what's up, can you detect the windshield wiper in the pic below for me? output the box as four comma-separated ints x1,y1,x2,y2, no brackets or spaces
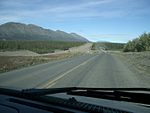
22,87,150,105
21,87,150,95
21,87,75,95
67,88,150,105
0,87,150,105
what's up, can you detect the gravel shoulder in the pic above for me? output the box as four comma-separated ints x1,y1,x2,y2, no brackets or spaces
42,43,92,56
0,50,40,56
112,51,150,76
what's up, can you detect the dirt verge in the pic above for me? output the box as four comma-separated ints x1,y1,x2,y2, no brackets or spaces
0,53,75,73
0,43,93,73
113,51,150,76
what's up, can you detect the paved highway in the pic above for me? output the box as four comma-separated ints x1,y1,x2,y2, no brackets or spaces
0,53,150,89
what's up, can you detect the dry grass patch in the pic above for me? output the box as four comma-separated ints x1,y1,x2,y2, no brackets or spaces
0,53,74,73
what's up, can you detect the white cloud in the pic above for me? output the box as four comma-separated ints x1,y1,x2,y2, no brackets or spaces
0,0,149,23
84,33,138,43
45,0,114,13
0,0,116,21
0,16,21,24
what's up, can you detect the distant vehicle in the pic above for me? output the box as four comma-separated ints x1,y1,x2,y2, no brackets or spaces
50,50,55,53
0,87,150,113
64,48,69,51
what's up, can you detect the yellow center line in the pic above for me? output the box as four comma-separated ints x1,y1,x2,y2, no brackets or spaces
39,55,98,88
46,82,56,88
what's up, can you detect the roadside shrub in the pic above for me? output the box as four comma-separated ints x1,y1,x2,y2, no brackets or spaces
123,32,150,52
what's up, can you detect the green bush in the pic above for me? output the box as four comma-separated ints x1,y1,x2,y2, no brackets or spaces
123,32,150,52
91,43,96,50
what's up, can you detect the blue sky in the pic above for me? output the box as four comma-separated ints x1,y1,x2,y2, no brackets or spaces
0,0,150,42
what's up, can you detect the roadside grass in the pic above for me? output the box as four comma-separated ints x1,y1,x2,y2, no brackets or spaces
0,41,88,73
0,53,75,73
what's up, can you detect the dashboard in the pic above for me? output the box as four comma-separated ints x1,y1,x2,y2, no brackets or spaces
0,93,150,113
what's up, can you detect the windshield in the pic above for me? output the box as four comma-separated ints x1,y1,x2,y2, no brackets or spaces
0,0,150,89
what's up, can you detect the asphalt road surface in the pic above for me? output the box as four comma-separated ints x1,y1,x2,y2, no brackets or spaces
0,53,150,89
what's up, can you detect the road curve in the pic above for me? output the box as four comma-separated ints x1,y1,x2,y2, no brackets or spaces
0,53,150,89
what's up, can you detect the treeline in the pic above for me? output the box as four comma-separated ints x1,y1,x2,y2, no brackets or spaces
91,42,125,51
91,43,96,50
0,41,85,54
102,42,125,50
123,32,150,52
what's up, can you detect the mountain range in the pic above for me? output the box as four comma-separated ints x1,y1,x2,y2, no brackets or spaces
0,22,89,42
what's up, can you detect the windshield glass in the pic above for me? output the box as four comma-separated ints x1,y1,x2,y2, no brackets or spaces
0,0,150,89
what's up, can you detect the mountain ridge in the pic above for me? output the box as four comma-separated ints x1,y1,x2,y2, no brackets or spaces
0,22,89,42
